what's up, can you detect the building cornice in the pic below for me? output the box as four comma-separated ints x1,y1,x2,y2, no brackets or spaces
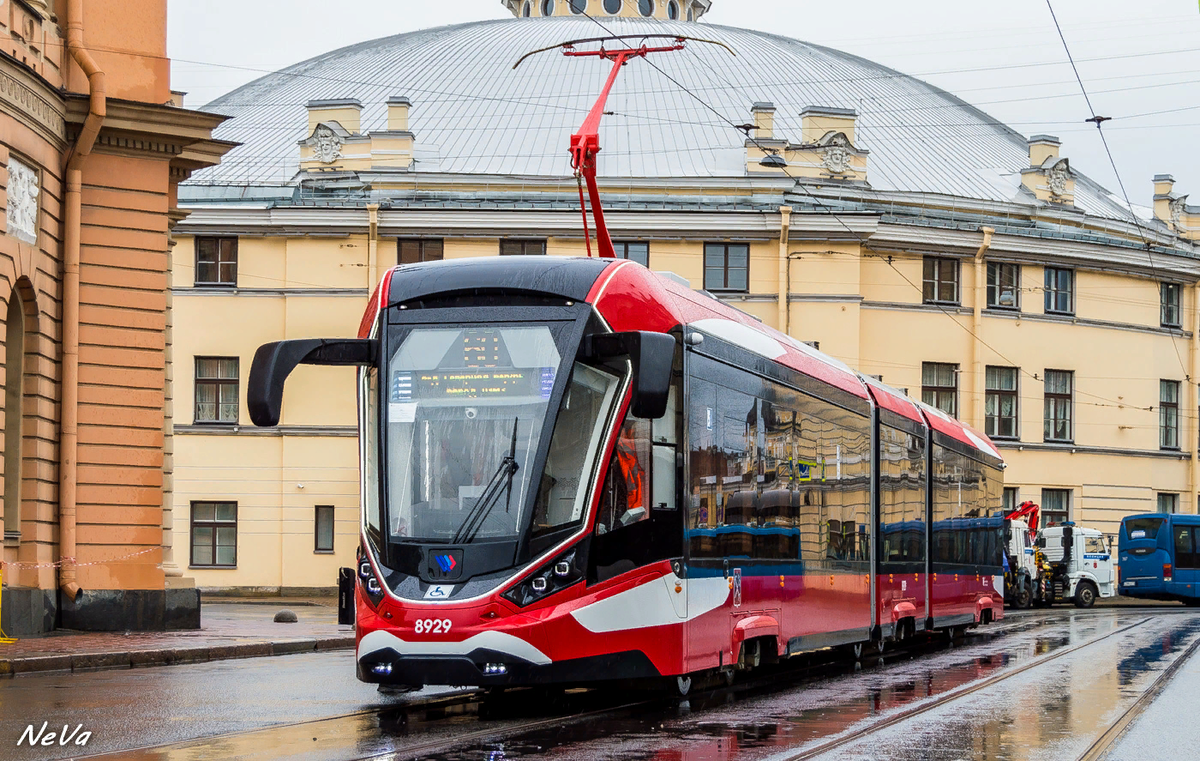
172,202,1200,282
0,57,67,147
172,287,369,298
64,95,237,170
994,440,1191,461
174,424,357,437
986,309,1193,340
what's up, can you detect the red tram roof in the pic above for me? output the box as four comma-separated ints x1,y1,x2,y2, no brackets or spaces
861,376,924,425
587,262,869,400
914,399,1003,461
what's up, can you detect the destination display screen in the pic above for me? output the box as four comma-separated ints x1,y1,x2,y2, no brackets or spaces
390,326,559,404
405,368,554,399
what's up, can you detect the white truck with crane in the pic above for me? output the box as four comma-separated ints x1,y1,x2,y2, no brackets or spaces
1002,501,1116,608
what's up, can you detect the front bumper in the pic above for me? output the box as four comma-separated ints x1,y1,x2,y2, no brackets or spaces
357,644,661,687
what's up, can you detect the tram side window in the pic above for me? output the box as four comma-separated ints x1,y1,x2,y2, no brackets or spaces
687,376,719,558
818,404,870,564
363,367,381,537
1174,526,1198,570
715,384,757,558
596,417,651,535
684,358,870,565
880,425,926,565
931,445,1001,568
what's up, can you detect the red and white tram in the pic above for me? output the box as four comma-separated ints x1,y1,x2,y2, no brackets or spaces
245,34,1005,694
247,256,1005,693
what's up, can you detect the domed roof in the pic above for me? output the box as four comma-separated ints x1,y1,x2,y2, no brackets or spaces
190,16,1131,219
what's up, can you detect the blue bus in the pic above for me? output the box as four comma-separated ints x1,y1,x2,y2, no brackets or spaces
1118,513,1200,604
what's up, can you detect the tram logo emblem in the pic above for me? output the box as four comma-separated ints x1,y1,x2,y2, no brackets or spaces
733,568,743,608
428,550,464,580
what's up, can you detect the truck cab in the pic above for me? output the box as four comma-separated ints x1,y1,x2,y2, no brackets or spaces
1004,518,1037,608
1036,523,1115,607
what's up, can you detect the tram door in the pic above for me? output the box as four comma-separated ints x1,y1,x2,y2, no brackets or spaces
654,386,687,620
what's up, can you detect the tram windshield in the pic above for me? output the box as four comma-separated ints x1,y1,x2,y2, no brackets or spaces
384,323,620,544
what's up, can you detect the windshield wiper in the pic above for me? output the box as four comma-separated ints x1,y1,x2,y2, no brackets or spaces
452,419,520,544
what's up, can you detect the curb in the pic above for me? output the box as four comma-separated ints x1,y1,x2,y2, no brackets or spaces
0,635,355,678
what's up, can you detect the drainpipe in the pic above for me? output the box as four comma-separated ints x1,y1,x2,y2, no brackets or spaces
971,227,995,431
777,206,792,335
366,204,379,291
1191,283,1200,513
59,0,107,601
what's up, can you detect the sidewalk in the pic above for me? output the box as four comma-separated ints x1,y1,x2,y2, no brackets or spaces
0,598,354,677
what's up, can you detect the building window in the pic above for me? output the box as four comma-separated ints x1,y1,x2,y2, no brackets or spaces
1044,267,1074,315
603,0,620,13
667,0,679,18
522,1,531,15
704,243,749,292
922,257,959,305
921,362,958,418
985,366,1018,439
638,0,654,15
500,239,546,256
1042,489,1070,526
190,502,237,567
1043,370,1073,443
541,0,554,15
1161,380,1181,450
614,241,649,267
569,0,586,12
1158,493,1179,514
195,236,238,286
315,505,335,553
1003,487,1019,514
1161,282,1181,328
398,239,443,265
986,262,1020,310
195,357,239,424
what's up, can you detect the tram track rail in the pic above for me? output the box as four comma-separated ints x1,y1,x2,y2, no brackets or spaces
1076,631,1200,761
777,616,1156,761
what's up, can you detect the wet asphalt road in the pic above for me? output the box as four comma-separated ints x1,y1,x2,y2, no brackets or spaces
5,608,1200,761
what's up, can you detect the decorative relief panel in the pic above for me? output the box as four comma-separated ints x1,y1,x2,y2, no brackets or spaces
312,125,343,164
1170,197,1186,227
1047,162,1070,198
6,158,40,244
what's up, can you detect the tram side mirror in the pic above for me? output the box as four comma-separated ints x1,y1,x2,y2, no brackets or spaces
583,331,675,419
248,338,378,427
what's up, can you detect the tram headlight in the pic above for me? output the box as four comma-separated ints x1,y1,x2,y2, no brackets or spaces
502,546,584,607
357,546,386,608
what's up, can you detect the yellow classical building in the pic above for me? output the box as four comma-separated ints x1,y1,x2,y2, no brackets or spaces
174,0,1200,592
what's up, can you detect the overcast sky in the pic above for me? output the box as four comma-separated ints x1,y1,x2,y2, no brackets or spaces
167,0,1200,205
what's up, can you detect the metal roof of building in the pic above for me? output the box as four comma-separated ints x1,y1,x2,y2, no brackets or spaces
186,16,1135,221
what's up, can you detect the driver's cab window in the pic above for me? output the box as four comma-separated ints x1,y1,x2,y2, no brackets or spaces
1085,536,1105,555
596,417,651,535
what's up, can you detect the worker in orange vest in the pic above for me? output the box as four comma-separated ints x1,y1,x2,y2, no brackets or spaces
614,422,646,524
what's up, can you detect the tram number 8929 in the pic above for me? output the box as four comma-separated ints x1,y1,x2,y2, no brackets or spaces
414,618,453,634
